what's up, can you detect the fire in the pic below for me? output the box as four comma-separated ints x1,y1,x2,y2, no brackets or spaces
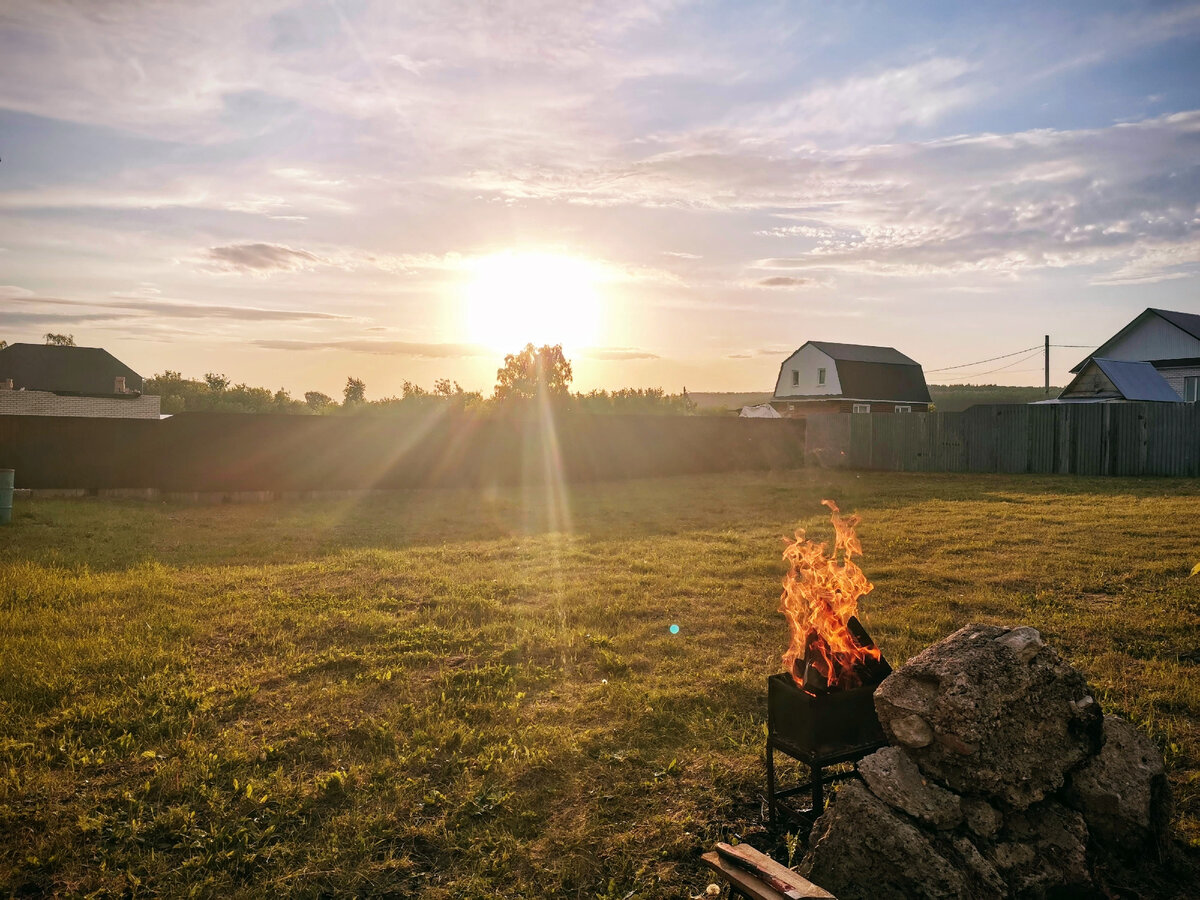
780,499,881,691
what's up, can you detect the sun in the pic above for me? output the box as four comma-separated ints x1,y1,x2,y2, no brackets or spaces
460,251,604,351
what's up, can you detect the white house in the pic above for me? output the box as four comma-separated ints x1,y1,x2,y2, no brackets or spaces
771,341,931,416
1070,308,1200,402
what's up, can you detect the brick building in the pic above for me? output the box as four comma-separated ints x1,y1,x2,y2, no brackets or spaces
0,344,160,418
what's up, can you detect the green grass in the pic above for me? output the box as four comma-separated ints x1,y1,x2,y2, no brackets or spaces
1,471,1199,897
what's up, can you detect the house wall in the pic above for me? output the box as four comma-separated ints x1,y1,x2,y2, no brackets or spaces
1156,365,1200,400
1101,316,1200,363
772,399,929,417
0,389,160,419
1061,362,1119,399
773,345,841,398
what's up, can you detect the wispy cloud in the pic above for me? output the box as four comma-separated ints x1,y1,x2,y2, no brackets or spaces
203,242,325,274
252,339,487,358
1,286,350,321
757,276,813,287
745,57,979,140
580,347,661,360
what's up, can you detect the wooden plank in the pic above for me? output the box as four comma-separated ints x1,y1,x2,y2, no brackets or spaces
701,852,788,900
701,845,836,899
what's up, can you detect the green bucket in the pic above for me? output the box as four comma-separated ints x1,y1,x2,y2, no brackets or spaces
0,469,13,525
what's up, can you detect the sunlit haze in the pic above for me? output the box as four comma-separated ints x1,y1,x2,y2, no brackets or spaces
2,1,1199,396
461,253,605,353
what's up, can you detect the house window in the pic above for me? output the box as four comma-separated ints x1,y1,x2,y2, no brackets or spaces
791,370,799,387
852,403,871,414
895,405,912,413
1186,376,1199,403
817,367,826,386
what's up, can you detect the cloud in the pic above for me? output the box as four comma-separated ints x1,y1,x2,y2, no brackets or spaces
252,339,487,358
746,57,979,139
203,242,325,273
580,347,661,360
757,276,812,287
727,346,795,359
2,288,349,322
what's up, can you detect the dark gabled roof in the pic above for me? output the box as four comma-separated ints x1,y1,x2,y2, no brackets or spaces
0,343,143,394
1092,359,1182,401
1155,308,1200,341
807,341,921,365
1061,358,1182,402
834,359,932,403
1071,308,1200,373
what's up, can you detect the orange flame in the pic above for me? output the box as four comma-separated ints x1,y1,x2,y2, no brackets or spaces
780,499,881,690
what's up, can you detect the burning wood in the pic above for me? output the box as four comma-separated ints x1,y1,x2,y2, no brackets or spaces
780,500,885,692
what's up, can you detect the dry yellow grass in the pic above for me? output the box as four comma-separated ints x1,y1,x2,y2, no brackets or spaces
1,470,1198,896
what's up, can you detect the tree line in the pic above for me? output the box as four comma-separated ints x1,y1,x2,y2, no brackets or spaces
146,344,697,416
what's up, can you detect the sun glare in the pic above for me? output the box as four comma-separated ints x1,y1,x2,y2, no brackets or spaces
461,251,604,351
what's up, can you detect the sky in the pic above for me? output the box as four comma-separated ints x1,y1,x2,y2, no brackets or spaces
2,0,1199,397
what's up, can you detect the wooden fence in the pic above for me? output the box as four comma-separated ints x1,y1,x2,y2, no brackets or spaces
0,411,807,491
805,403,1200,476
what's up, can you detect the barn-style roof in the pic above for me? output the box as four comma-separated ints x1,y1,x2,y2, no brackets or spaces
0,343,143,395
777,341,931,403
807,341,921,366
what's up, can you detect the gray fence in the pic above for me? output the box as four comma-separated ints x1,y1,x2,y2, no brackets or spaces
805,403,1200,476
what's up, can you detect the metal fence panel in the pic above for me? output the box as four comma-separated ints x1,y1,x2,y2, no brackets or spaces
1028,407,1057,473
806,402,1199,477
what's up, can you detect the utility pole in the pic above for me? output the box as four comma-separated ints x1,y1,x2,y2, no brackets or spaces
1044,335,1050,395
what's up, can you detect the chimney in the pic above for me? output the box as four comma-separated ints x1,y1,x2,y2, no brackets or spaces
0,379,12,390
114,376,127,393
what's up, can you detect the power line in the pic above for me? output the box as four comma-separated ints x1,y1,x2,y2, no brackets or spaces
951,349,1046,379
925,345,1041,373
927,340,1100,374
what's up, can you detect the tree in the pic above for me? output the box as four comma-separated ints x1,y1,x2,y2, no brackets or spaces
343,377,366,405
44,333,75,346
204,372,230,392
305,391,335,411
494,344,572,402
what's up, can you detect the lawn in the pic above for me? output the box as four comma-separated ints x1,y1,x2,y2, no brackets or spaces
1,470,1198,897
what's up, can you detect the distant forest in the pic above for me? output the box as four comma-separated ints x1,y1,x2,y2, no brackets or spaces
143,370,1058,417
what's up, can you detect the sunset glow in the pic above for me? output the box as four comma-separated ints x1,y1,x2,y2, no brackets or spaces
461,252,604,352
1,2,1198,397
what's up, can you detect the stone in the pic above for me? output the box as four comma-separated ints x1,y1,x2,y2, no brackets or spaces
873,623,1104,809
985,800,1091,897
799,781,1005,900
1064,714,1173,855
858,747,962,830
890,713,934,748
961,796,1003,840
994,626,1045,663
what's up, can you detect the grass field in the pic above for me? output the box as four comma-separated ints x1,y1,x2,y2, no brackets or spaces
2,471,1199,897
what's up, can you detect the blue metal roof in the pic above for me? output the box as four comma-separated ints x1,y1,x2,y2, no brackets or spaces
1091,358,1182,401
